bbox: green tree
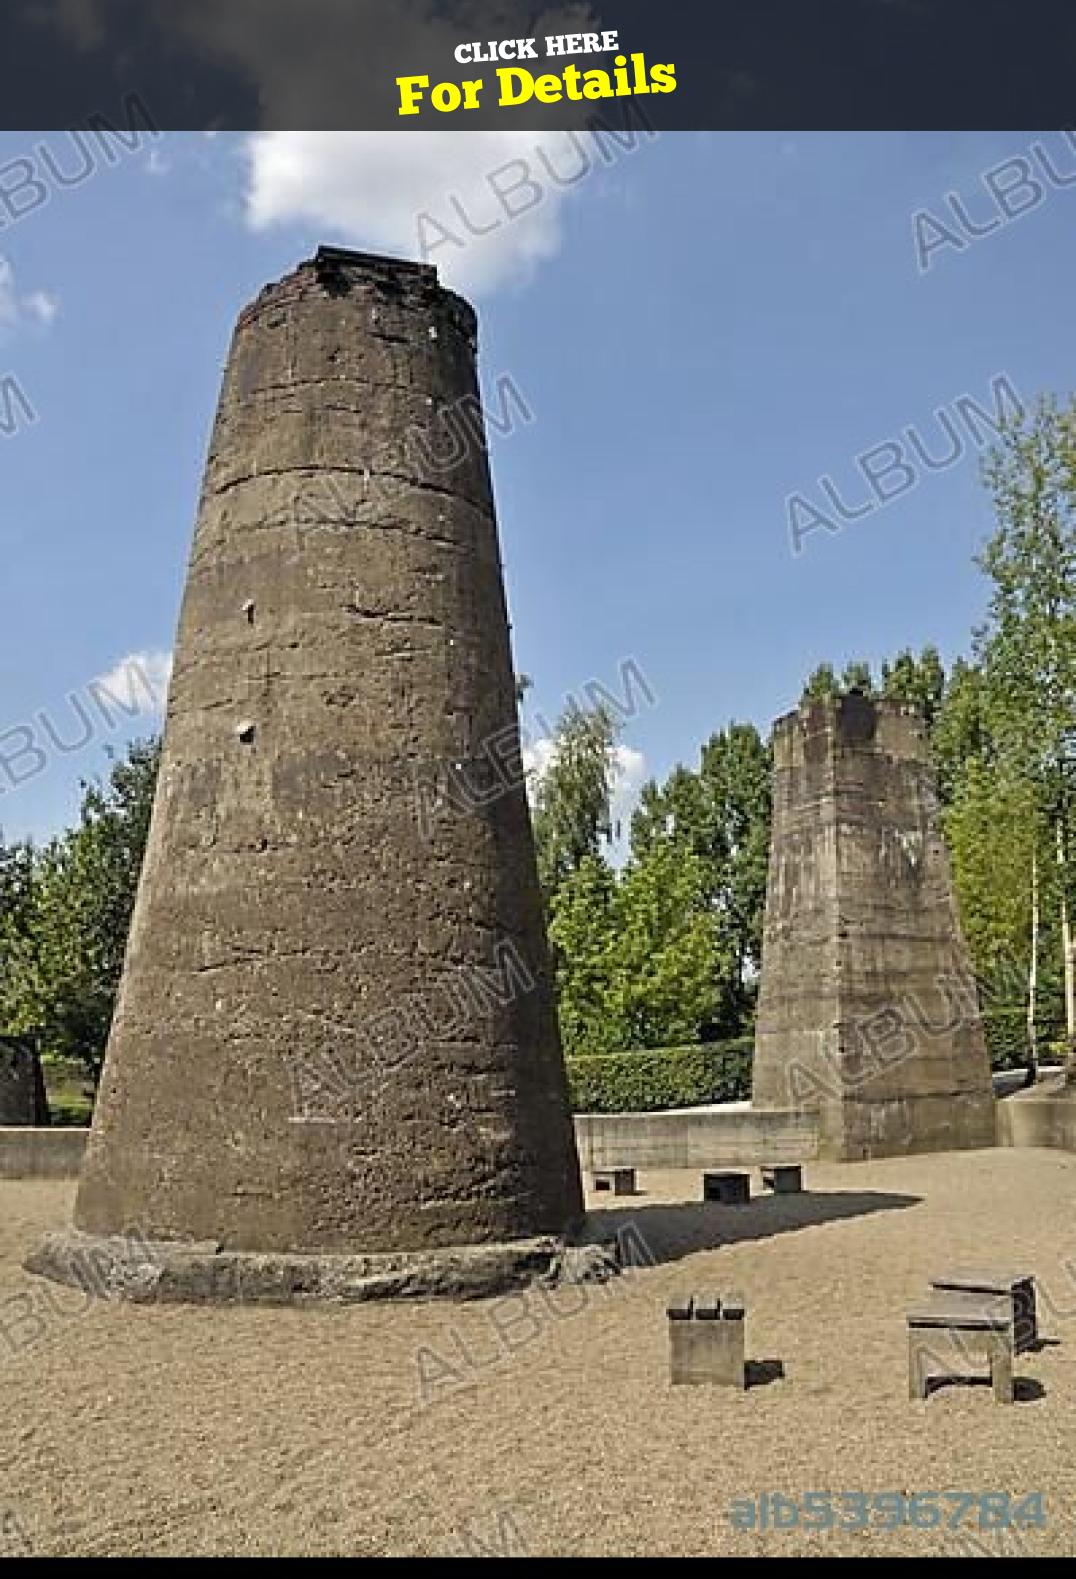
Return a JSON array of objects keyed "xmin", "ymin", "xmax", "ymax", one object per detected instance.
[
  {"xmin": 546, "ymin": 854, "xmax": 619, "ymax": 1055},
  {"xmin": 699, "ymin": 723, "xmax": 772, "ymax": 1016},
  {"xmin": 944, "ymin": 760, "xmax": 1042, "ymax": 982},
  {"xmin": 629, "ymin": 722, "xmax": 771, "ymax": 1036},
  {"xmin": 931, "ymin": 657, "xmax": 992, "ymax": 806},
  {"xmin": 0, "ymin": 835, "xmax": 36, "ymax": 1033},
  {"xmin": 978, "ymin": 396, "xmax": 1076, "ymax": 1069},
  {"xmin": 604, "ymin": 841, "xmax": 724, "ymax": 1052},
  {"xmin": 880, "ymin": 645, "xmax": 946, "ymax": 727},
  {"xmin": 630, "ymin": 764, "xmax": 718, "ymax": 883},
  {"xmin": 802, "ymin": 661, "xmax": 839, "ymax": 699},
  {"xmin": 841, "ymin": 658, "xmax": 875, "ymax": 694},
  {"xmin": 943, "ymin": 757, "xmax": 1062, "ymax": 1077},
  {"xmin": 4, "ymin": 738, "xmax": 161, "ymax": 1082},
  {"xmin": 802, "ymin": 659, "xmax": 875, "ymax": 699},
  {"xmin": 531, "ymin": 702, "xmax": 618, "ymax": 903}
]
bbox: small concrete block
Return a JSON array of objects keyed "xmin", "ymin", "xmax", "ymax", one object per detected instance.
[
  {"xmin": 761, "ymin": 1164, "xmax": 803, "ymax": 1194},
  {"xmin": 907, "ymin": 1293, "xmax": 1012, "ymax": 1330},
  {"xmin": 592, "ymin": 1166, "xmax": 636, "ymax": 1196},
  {"xmin": 906, "ymin": 1293, "xmax": 1015, "ymax": 1403},
  {"xmin": 668, "ymin": 1291, "xmax": 747, "ymax": 1387},
  {"xmin": 930, "ymin": 1269, "xmax": 1037, "ymax": 1352},
  {"xmin": 703, "ymin": 1171, "xmax": 750, "ymax": 1205}
]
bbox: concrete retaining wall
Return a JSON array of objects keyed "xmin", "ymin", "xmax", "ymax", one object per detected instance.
[
  {"xmin": 0, "ymin": 1127, "xmax": 87, "ymax": 1180},
  {"xmin": 0, "ymin": 1073, "xmax": 1064, "ymax": 1186},
  {"xmin": 995, "ymin": 1079, "xmax": 1076, "ymax": 1153},
  {"xmin": 2, "ymin": 1114, "xmax": 819, "ymax": 1185},
  {"xmin": 573, "ymin": 1106, "xmax": 820, "ymax": 1172},
  {"xmin": 576, "ymin": 1068, "xmax": 1059, "ymax": 1173}
]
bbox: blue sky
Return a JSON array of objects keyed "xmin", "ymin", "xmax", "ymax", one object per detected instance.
[{"xmin": 1, "ymin": 129, "xmax": 1075, "ymax": 844}]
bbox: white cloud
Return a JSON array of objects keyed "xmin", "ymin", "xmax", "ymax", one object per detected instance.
[
  {"xmin": 609, "ymin": 743, "xmax": 648, "ymax": 845},
  {"xmin": 92, "ymin": 651, "xmax": 173, "ymax": 719},
  {"xmin": 41, "ymin": 0, "xmax": 601, "ymax": 296},
  {"xmin": 0, "ymin": 258, "xmax": 59, "ymax": 336},
  {"xmin": 243, "ymin": 130, "xmax": 583, "ymax": 297},
  {"xmin": 0, "ymin": 263, "xmax": 19, "ymax": 331},
  {"xmin": 521, "ymin": 732, "xmax": 558, "ymax": 789},
  {"xmin": 22, "ymin": 290, "xmax": 59, "ymax": 326}
]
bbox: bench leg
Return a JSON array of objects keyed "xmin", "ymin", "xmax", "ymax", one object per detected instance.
[
  {"xmin": 908, "ymin": 1335, "xmax": 928, "ymax": 1401},
  {"xmin": 729, "ymin": 1320, "xmax": 746, "ymax": 1390},
  {"xmin": 1014, "ymin": 1283, "xmax": 1037, "ymax": 1351},
  {"xmin": 990, "ymin": 1338, "xmax": 1015, "ymax": 1404}
]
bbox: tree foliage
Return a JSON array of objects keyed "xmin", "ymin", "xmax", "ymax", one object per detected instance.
[
  {"xmin": 604, "ymin": 842, "xmax": 725, "ymax": 1052},
  {"xmin": 548, "ymin": 844, "xmax": 723, "ymax": 1056},
  {"xmin": 545, "ymin": 854, "xmax": 619, "ymax": 1054},
  {"xmin": 881, "ymin": 645, "xmax": 946, "ymax": 726},
  {"xmin": 531, "ymin": 702, "xmax": 618, "ymax": 902},
  {"xmin": 629, "ymin": 722, "xmax": 771, "ymax": 1036},
  {"xmin": 975, "ymin": 396, "xmax": 1076, "ymax": 1060},
  {"xmin": 0, "ymin": 738, "xmax": 160, "ymax": 1083}
]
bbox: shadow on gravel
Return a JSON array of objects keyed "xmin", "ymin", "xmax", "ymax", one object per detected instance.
[
  {"xmin": 746, "ymin": 1358, "xmax": 786, "ymax": 1389},
  {"xmin": 925, "ymin": 1374, "xmax": 1046, "ymax": 1404},
  {"xmin": 581, "ymin": 1189, "xmax": 922, "ymax": 1266}
]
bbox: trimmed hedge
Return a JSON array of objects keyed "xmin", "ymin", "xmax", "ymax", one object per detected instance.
[
  {"xmin": 565, "ymin": 1019, "xmax": 1073, "ymax": 1114},
  {"xmin": 566, "ymin": 1037, "xmax": 753, "ymax": 1114},
  {"xmin": 982, "ymin": 1007, "xmax": 1066, "ymax": 1071}
]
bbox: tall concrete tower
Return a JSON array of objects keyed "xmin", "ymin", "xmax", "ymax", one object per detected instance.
[
  {"xmin": 32, "ymin": 249, "xmax": 584, "ymax": 1297},
  {"xmin": 752, "ymin": 693, "xmax": 995, "ymax": 1160}
]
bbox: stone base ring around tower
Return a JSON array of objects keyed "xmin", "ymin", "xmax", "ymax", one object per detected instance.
[{"xmin": 25, "ymin": 1226, "xmax": 622, "ymax": 1306}]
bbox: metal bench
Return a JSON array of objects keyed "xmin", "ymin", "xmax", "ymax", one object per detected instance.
[
  {"xmin": 907, "ymin": 1292, "xmax": 1015, "ymax": 1403},
  {"xmin": 702, "ymin": 1170, "xmax": 750, "ymax": 1205},
  {"xmin": 667, "ymin": 1291, "xmax": 746, "ymax": 1386},
  {"xmin": 929, "ymin": 1268, "xmax": 1037, "ymax": 1353},
  {"xmin": 591, "ymin": 1166, "xmax": 636, "ymax": 1196},
  {"xmin": 761, "ymin": 1164, "xmax": 802, "ymax": 1195}
]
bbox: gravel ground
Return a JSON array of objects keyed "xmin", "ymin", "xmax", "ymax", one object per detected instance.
[{"xmin": 2, "ymin": 1148, "xmax": 1075, "ymax": 1556}]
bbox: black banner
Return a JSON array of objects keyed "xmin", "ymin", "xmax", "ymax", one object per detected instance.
[{"xmin": 0, "ymin": 0, "xmax": 1071, "ymax": 131}]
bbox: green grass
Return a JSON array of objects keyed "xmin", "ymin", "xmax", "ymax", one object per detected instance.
[{"xmin": 40, "ymin": 1057, "xmax": 94, "ymax": 1128}]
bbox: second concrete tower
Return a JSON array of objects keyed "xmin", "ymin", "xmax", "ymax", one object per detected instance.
[
  {"xmin": 752, "ymin": 693, "xmax": 995, "ymax": 1159},
  {"xmin": 67, "ymin": 248, "xmax": 584, "ymax": 1262}
]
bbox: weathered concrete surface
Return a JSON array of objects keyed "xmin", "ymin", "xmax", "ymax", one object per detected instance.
[
  {"xmin": 26, "ymin": 1226, "xmax": 620, "ymax": 1306},
  {"xmin": 574, "ymin": 1106, "xmax": 819, "ymax": 1172},
  {"xmin": 0, "ymin": 1037, "xmax": 49, "ymax": 1126},
  {"xmin": 60, "ymin": 247, "xmax": 583, "ymax": 1262},
  {"xmin": 3, "ymin": 1063, "xmax": 1030, "ymax": 1186},
  {"xmin": 752, "ymin": 695, "xmax": 995, "ymax": 1160},
  {"xmin": 996, "ymin": 1075, "xmax": 1076, "ymax": 1152},
  {"xmin": 667, "ymin": 1292, "xmax": 746, "ymax": 1387},
  {"xmin": 0, "ymin": 1127, "xmax": 85, "ymax": 1179}
]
